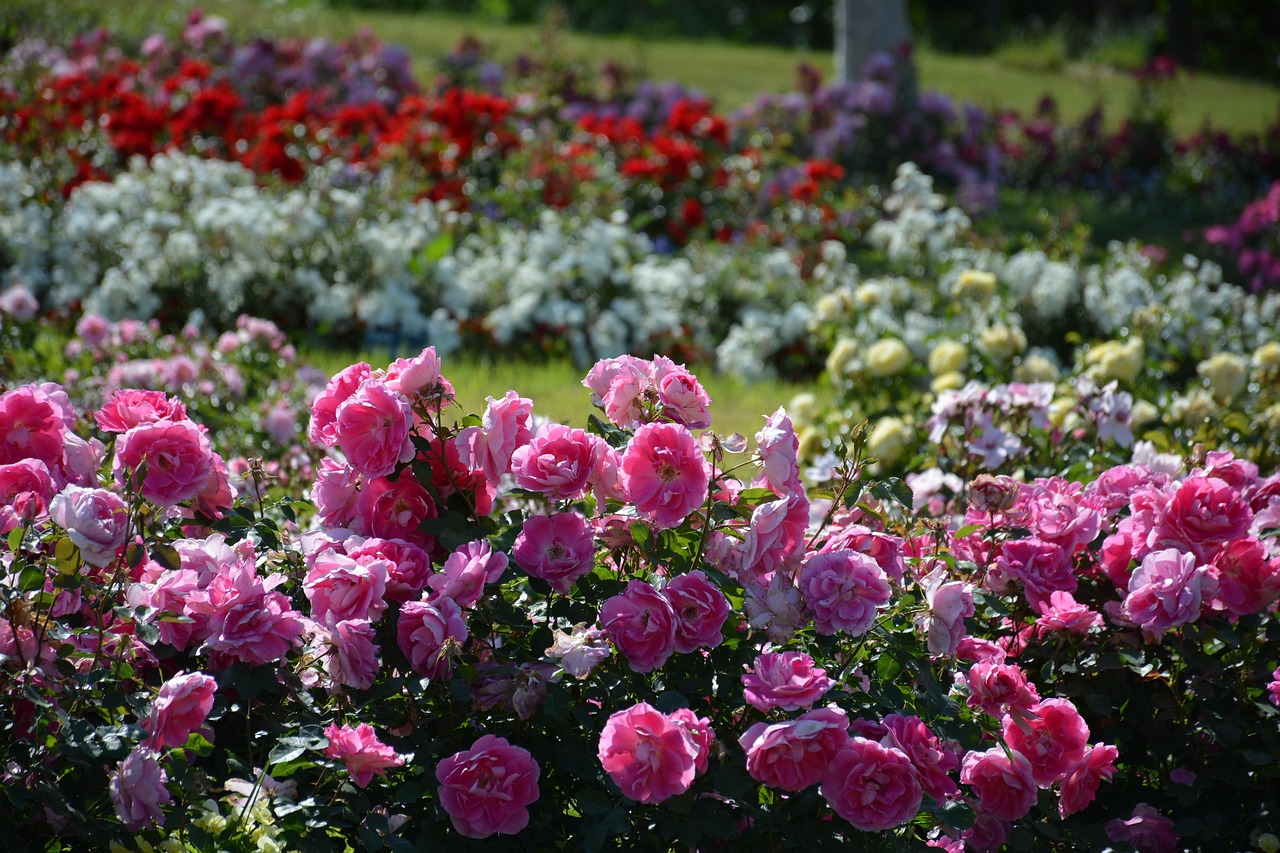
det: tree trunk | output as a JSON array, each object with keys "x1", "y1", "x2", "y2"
[{"x1": 834, "y1": 0, "x2": 913, "y2": 83}]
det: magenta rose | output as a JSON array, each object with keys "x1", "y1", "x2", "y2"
[
  {"x1": 0, "y1": 385, "x2": 67, "y2": 470},
  {"x1": 669, "y1": 707, "x2": 715, "y2": 774},
  {"x1": 325, "y1": 722, "x2": 403, "y2": 788},
  {"x1": 882, "y1": 714, "x2": 960, "y2": 803},
  {"x1": 95, "y1": 389, "x2": 187, "y2": 433},
  {"x1": 1024, "y1": 477, "x2": 1101, "y2": 555},
  {"x1": 436, "y1": 734, "x2": 541, "y2": 838},
  {"x1": 1058, "y1": 743, "x2": 1119, "y2": 818},
  {"x1": 321, "y1": 618, "x2": 381, "y2": 691},
  {"x1": 509, "y1": 423, "x2": 598, "y2": 501},
  {"x1": 965, "y1": 659, "x2": 1041, "y2": 723},
  {"x1": 600, "y1": 580, "x2": 678, "y2": 673},
  {"x1": 741, "y1": 650, "x2": 834, "y2": 712},
  {"x1": 663, "y1": 570, "x2": 729, "y2": 652},
  {"x1": 115, "y1": 418, "x2": 214, "y2": 506},
  {"x1": 0, "y1": 459, "x2": 55, "y2": 532},
  {"x1": 397, "y1": 596, "x2": 468, "y2": 680},
  {"x1": 108, "y1": 748, "x2": 171, "y2": 831},
  {"x1": 309, "y1": 362, "x2": 372, "y2": 447},
  {"x1": 599, "y1": 702, "x2": 700, "y2": 804},
  {"x1": 427, "y1": 539, "x2": 508, "y2": 608},
  {"x1": 960, "y1": 747, "x2": 1038, "y2": 821},
  {"x1": 334, "y1": 378, "x2": 415, "y2": 479},
  {"x1": 991, "y1": 537, "x2": 1076, "y2": 610},
  {"x1": 512, "y1": 512, "x2": 596, "y2": 593},
  {"x1": 739, "y1": 706, "x2": 851, "y2": 792},
  {"x1": 1002, "y1": 698, "x2": 1090, "y2": 787},
  {"x1": 1120, "y1": 547, "x2": 1210, "y2": 639},
  {"x1": 346, "y1": 537, "x2": 434, "y2": 603},
  {"x1": 1150, "y1": 475, "x2": 1252, "y2": 562},
  {"x1": 620, "y1": 422, "x2": 711, "y2": 529},
  {"x1": 652, "y1": 356, "x2": 712, "y2": 429},
  {"x1": 1106, "y1": 803, "x2": 1179, "y2": 853},
  {"x1": 821, "y1": 737, "x2": 922, "y2": 831},
  {"x1": 353, "y1": 473, "x2": 437, "y2": 548},
  {"x1": 1209, "y1": 536, "x2": 1280, "y2": 615},
  {"x1": 798, "y1": 549, "x2": 891, "y2": 636},
  {"x1": 143, "y1": 671, "x2": 217, "y2": 750},
  {"x1": 48, "y1": 485, "x2": 129, "y2": 568},
  {"x1": 312, "y1": 457, "x2": 362, "y2": 529}
]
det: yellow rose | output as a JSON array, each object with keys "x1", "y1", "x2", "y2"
[
  {"x1": 1171, "y1": 389, "x2": 1217, "y2": 425},
  {"x1": 1130, "y1": 399, "x2": 1160, "y2": 427},
  {"x1": 866, "y1": 338, "x2": 911, "y2": 377},
  {"x1": 955, "y1": 269, "x2": 997, "y2": 300},
  {"x1": 1015, "y1": 353, "x2": 1059, "y2": 383},
  {"x1": 797, "y1": 426, "x2": 821, "y2": 460},
  {"x1": 867, "y1": 416, "x2": 912, "y2": 466},
  {"x1": 1258, "y1": 833, "x2": 1280, "y2": 853},
  {"x1": 979, "y1": 325, "x2": 1026, "y2": 361},
  {"x1": 1198, "y1": 352, "x2": 1248, "y2": 404},
  {"x1": 1085, "y1": 338, "x2": 1144, "y2": 383},
  {"x1": 931, "y1": 371, "x2": 965, "y2": 393},
  {"x1": 826, "y1": 337, "x2": 858, "y2": 379},
  {"x1": 788, "y1": 392, "x2": 819, "y2": 424},
  {"x1": 1253, "y1": 341, "x2": 1280, "y2": 369},
  {"x1": 927, "y1": 340, "x2": 968, "y2": 375}
]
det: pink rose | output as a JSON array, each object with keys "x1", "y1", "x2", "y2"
[
  {"x1": 820, "y1": 737, "x2": 922, "y2": 831},
  {"x1": 965, "y1": 659, "x2": 1040, "y2": 723},
  {"x1": 1120, "y1": 547, "x2": 1211, "y2": 639},
  {"x1": 599, "y1": 702, "x2": 700, "y2": 804},
  {"x1": 798, "y1": 550, "x2": 891, "y2": 636},
  {"x1": 512, "y1": 512, "x2": 596, "y2": 593},
  {"x1": 621, "y1": 422, "x2": 711, "y2": 529},
  {"x1": 304, "y1": 552, "x2": 389, "y2": 625},
  {"x1": 509, "y1": 423, "x2": 598, "y2": 501},
  {"x1": 916, "y1": 567, "x2": 975, "y2": 656},
  {"x1": 320, "y1": 618, "x2": 381, "y2": 691},
  {"x1": 546, "y1": 624, "x2": 612, "y2": 679},
  {"x1": 652, "y1": 356, "x2": 712, "y2": 429},
  {"x1": 309, "y1": 362, "x2": 372, "y2": 447},
  {"x1": 1002, "y1": 698, "x2": 1089, "y2": 787},
  {"x1": 346, "y1": 537, "x2": 434, "y2": 603},
  {"x1": 127, "y1": 568, "x2": 200, "y2": 649},
  {"x1": 143, "y1": 671, "x2": 217, "y2": 750},
  {"x1": 754, "y1": 407, "x2": 803, "y2": 499},
  {"x1": 353, "y1": 474, "x2": 437, "y2": 549},
  {"x1": 881, "y1": 714, "x2": 960, "y2": 803},
  {"x1": 600, "y1": 580, "x2": 678, "y2": 673},
  {"x1": 583, "y1": 355, "x2": 650, "y2": 400},
  {"x1": 95, "y1": 389, "x2": 187, "y2": 433},
  {"x1": 115, "y1": 418, "x2": 214, "y2": 506},
  {"x1": 1024, "y1": 477, "x2": 1101, "y2": 555},
  {"x1": 669, "y1": 708, "x2": 715, "y2": 773},
  {"x1": 738, "y1": 496, "x2": 808, "y2": 580},
  {"x1": 436, "y1": 735, "x2": 541, "y2": 838},
  {"x1": 1150, "y1": 475, "x2": 1252, "y2": 562},
  {"x1": 1058, "y1": 743, "x2": 1119, "y2": 818},
  {"x1": 1208, "y1": 536, "x2": 1280, "y2": 615},
  {"x1": 741, "y1": 650, "x2": 833, "y2": 712},
  {"x1": 48, "y1": 485, "x2": 129, "y2": 568},
  {"x1": 325, "y1": 722, "x2": 403, "y2": 788},
  {"x1": 739, "y1": 706, "x2": 850, "y2": 792},
  {"x1": 397, "y1": 596, "x2": 468, "y2": 680},
  {"x1": 109, "y1": 749, "x2": 171, "y2": 831},
  {"x1": 456, "y1": 390, "x2": 533, "y2": 484},
  {"x1": 960, "y1": 747, "x2": 1038, "y2": 821},
  {"x1": 743, "y1": 573, "x2": 807, "y2": 645},
  {"x1": 0, "y1": 285, "x2": 39, "y2": 321},
  {"x1": 1106, "y1": 803, "x2": 1179, "y2": 853},
  {"x1": 1034, "y1": 590, "x2": 1102, "y2": 635},
  {"x1": 0, "y1": 385, "x2": 67, "y2": 471},
  {"x1": 427, "y1": 539, "x2": 508, "y2": 608},
  {"x1": 663, "y1": 570, "x2": 729, "y2": 652},
  {"x1": 584, "y1": 356, "x2": 650, "y2": 428},
  {"x1": 202, "y1": 589, "x2": 305, "y2": 667},
  {"x1": 312, "y1": 457, "x2": 362, "y2": 529},
  {"x1": 385, "y1": 346, "x2": 454, "y2": 412},
  {"x1": 0, "y1": 459, "x2": 55, "y2": 532},
  {"x1": 334, "y1": 379, "x2": 415, "y2": 479}
]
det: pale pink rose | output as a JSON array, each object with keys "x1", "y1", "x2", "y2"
[
  {"x1": 969, "y1": 473, "x2": 1021, "y2": 514},
  {"x1": 346, "y1": 537, "x2": 434, "y2": 603},
  {"x1": 743, "y1": 573, "x2": 807, "y2": 645},
  {"x1": 1121, "y1": 547, "x2": 1211, "y2": 639},
  {"x1": 397, "y1": 596, "x2": 467, "y2": 680},
  {"x1": 588, "y1": 440, "x2": 626, "y2": 505},
  {"x1": 740, "y1": 706, "x2": 850, "y2": 792},
  {"x1": 962, "y1": 813, "x2": 1011, "y2": 852},
  {"x1": 1058, "y1": 743, "x2": 1119, "y2": 817},
  {"x1": 202, "y1": 588, "x2": 305, "y2": 667},
  {"x1": 738, "y1": 496, "x2": 808, "y2": 579},
  {"x1": 427, "y1": 539, "x2": 507, "y2": 608},
  {"x1": 353, "y1": 474, "x2": 437, "y2": 549},
  {"x1": 965, "y1": 659, "x2": 1040, "y2": 722},
  {"x1": 600, "y1": 580, "x2": 678, "y2": 673},
  {"x1": 1023, "y1": 477, "x2": 1101, "y2": 555},
  {"x1": 1105, "y1": 803, "x2": 1179, "y2": 853},
  {"x1": 960, "y1": 747, "x2": 1038, "y2": 821},
  {"x1": 820, "y1": 737, "x2": 922, "y2": 831},
  {"x1": 916, "y1": 567, "x2": 975, "y2": 656},
  {"x1": 1208, "y1": 536, "x2": 1280, "y2": 615},
  {"x1": 512, "y1": 512, "x2": 595, "y2": 593},
  {"x1": 651, "y1": 356, "x2": 712, "y2": 429},
  {"x1": 0, "y1": 459, "x2": 55, "y2": 532},
  {"x1": 109, "y1": 749, "x2": 171, "y2": 831},
  {"x1": 1085, "y1": 463, "x2": 1168, "y2": 519},
  {"x1": 321, "y1": 619, "x2": 381, "y2": 691},
  {"x1": 583, "y1": 355, "x2": 650, "y2": 399},
  {"x1": 583, "y1": 356, "x2": 650, "y2": 425},
  {"x1": 798, "y1": 549, "x2": 891, "y2": 636},
  {"x1": 304, "y1": 552, "x2": 389, "y2": 625},
  {"x1": 1267, "y1": 666, "x2": 1280, "y2": 707},
  {"x1": 334, "y1": 379, "x2": 415, "y2": 479},
  {"x1": 436, "y1": 735, "x2": 540, "y2": 838},
  {"x1": 312, "y1": 457, "x2": 362, "y2": 528},
  {"x1": 115, "y1": 418, "x2": 214, "y2": 506},
  {"x1": 820, "y1": 522, "x2": 906, "y2": 583},
  {"x1": 1197, "y1": 448, "x2": 1258, "y2": 490},
  {"x1": 457, "y1": 390, "x2": 533, "y2": 484},
  {"x1": 991, "y1": 537, "x2": 1076, "y2": 610},
  {"x1": 663, "y1": 570, "x2": 729, "y2": 652},
  {"x1": 192, "y1": 451, "x2": 234, "y2": 519},
  {"x1": 0, "y1": 385, "x2": 67, "y2": 470},
  {"x1": 47, "y1": 485, "x2": 129, "y2": 568},
  {"x1": 127, "y1": 568, "x2": 201, "y2": 649},
  {"x1": 1034, "y1": 590, "x2": 1102, "y2": 635},
  {"x1": 309, "y1": 362, "x2": 373, "y2": 447},
  {"x1": 621, "y1": 422, "x2": 711, "y2": 529},
  {"x1": 385, "y1": 347, "x2": 453, "y2": 411},
  {"x1": 143, "y1": 671, "x2": 217, "y2": 750},
  {"x1": 599, "y1": 702, "x2": 700, "y2": 804},
  {"x1": 0, "y1": 285, "x2": 39, "y2": 321},
  {"x1": 75, "y1": 312, "x2": 110, "y2": 346},
  {"x1": 325, "y1": 722, "x2": 403, "y2": 788},
  {"x1": 1150, "y1": 475, "x2": 1252, "y2": 562},
  {"x1": 741, "y1": 650, "x2": 833, "y2": 712},
  {"x1": 881, "y1": 713, "x2": 960, "y2": 803},
  {"x1": 510, "y1": 423, "x2": 598, "y2": 501},
  {"x1": 545, "y1": 623, "x2": 612, "y2": 678},
  {"x1": 1002, "y1": 698, "x2": 1089, "y2": 787},
  {"x1": 669, "y1": 708, "x2": 715, "y2": 773},
  {"x1": 262, "y1": 400, "x2": 297, "y2": 446},
  {"x1": 604, "y1": 367, "x2": 650, "y2": 428},
  {"x1": 95, "y1": 389, "x2": 187, "y2": 433},
  {"x1": 753, "y1": 407, "x2": 803, "y2": 499}
]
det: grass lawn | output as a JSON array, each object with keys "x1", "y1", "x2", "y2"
[{"x1": 62, "y1": 0, "x2": 1280, "y2": 137}]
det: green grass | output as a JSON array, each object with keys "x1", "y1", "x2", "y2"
[
  {"x1": 61, "y1": 0, "x2": 1280, "y2": 136},
  {"x1": 302, "y1": 348, "x2": 827, "y2": 440}
]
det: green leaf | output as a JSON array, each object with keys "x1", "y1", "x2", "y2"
[
  {"x1": 7, "y1": 526, "x2": 23, "y2": 552},
  {"x1": 869, "y1": 477, "x2": 913, "y2": 510},
  {"x1": 54, "y1": 537, "x2": 79, "y2": 575},
  {"x1": 876, "y1": 654, "x2": 903, "y2": 681}
]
